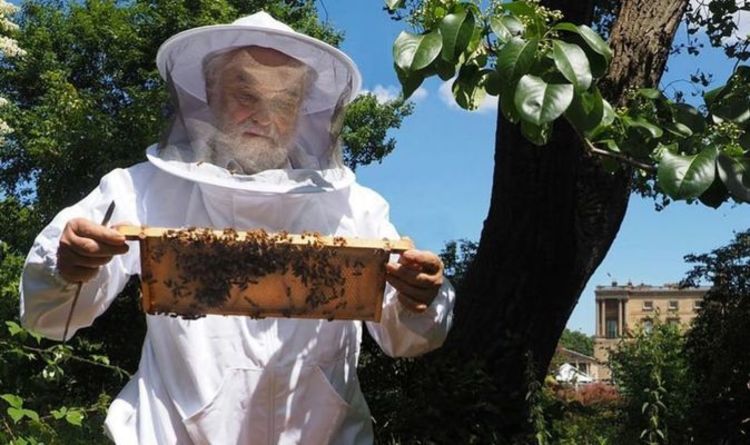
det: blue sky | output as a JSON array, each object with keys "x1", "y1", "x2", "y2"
[{"x1": 317, "y1": 1, "x2": 750, "y2": 334}]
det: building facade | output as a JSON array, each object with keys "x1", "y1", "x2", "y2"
[{"x1": 593, "y1": 282, "x2": 708, "y2": 381}]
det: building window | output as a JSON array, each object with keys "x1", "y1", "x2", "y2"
[
  {"x1": 693, "y1": 300, "x2": 702, "y2": 311},
  {"x1": 667, "y1": 317, "x2": 680, "y2": 327},
  {"x1": 606, "y1": 319, "x2": 618, "y2": 338},
  {"x1": 642, "y1": 318, "x2": 653, "y2": 334},
  {"x1": 668, "y1": 300, "x2": 679, "y2": 311},
  {"x1": 643, "y1": 300, "x2": 654, "y2": 311}
]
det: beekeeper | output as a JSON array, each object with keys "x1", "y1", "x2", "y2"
[{"x1": 20, "y1": 12, "x2": 455, "y2": 445}]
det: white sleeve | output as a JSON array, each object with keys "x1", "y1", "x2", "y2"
[
  {"x1": 363, "y1": 195, "x2": 456, "y2": 358},
  {"x1": 19, "y1": 169, "x2": 140, "y2": 340}
]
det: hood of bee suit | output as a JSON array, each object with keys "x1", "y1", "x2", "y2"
[{"x1": 150, "y1": 11, "x2": 361, "y2": 193}]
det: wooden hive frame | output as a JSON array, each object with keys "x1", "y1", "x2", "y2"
[{"x1": 118, "y1": 225, "x2": 414, "y2": 322}]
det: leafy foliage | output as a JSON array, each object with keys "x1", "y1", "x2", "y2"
[
  {"x1": 558, "y1": 328, "x2": 593, "y2": 356},
  {"x1": 682, "y1": 229, "x2": 750, "y2": 443},
  {"x1": 609, "y1": 319, "x2": 694, "y2": 444},
  {"x1": 341, "y1": 94, "x2": 414, "y2": 170},
  {"x1": 438, "y1": 238, "x2": 477, "y2": 288},
  {"x1": 384, "y1": 0, "x2": 750, "y2": 208}
]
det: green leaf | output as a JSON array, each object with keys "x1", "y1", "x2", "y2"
[
  {"x1": 500, "y1": 81, "x2": 521, "y2": 123},
  {"x1": 739, "y1": 130, "x2": 750, "y2": 150},
  {"x1": 672, "y1": 103, "x2": 706, "y2": 134},
  {"x1": 490, "y1": 15, "x2": 524, "y2": 44},
  {"x1": 710, "y1": 91, "x2": 750, "y2": 124},
  {"x1": 552, "y1": 40, "x2": 592, "y2": 92},
  {"x1": 514, "y1": 75, "x2": 574, "y2": 125},
  {"x1": 434, "y1": 58, "x2": 457, "y2": 81},
  {"x1": 553, "y1": 23, "x2": 613, "y2": 62},
  {"x1": 565, "y1": 87, "x2": 604, "y2": 132},
  {"x1": 65, "y1": 410, "x2": 84, "y2": 426},
  {"x1": 90, "y1": 354, "x2": 110, "y2": 365},
  {"x1": 1, "y1": 394, "x2": 23, "y2": 409},
  {"x1": 452, "y1": 64, "x2": 487, "y2": 110},
  {"x1": 21, "y1": 409, "x2": 39, "y2": 423},
  {"x1": 664, "y1": 122, "x2": 693, "y2": 137},
  {"x1": 484, "y1": 69, "x2": 502, "y2": 96},
  {"x1": 51, "y1": 407, "x2": 68, "y2": 420},
  {"x1": 717, "y1": 153, "x2": 750, "y2": 202},
  {"x1": 599, "y1": 99, "x2": 615, "y2": 128},
  {"x1": 393, "y1": 30, "x2": 443, "y2": 72},
  {"x1": 637, "y1": 88, "x2": 663, "y2": 100},
  {"x1": 624, "y1": 116, "x2": 664, "y2": 139},
  {"x1": 699, "y1": 175, "x2": 729, "y2": 208},
  {"x1": 521, "y1": 120, "x2": 551, "y2": 146},
  {"x1": 8, "y1": 407, "x2": 24, "y2": 423},
  {"x1": 463, "y1": 19, "x2": 484, "y2": 58},
  {"x1": 440, "y1": 9, "x2": 475, "y2": 62},
  {"x1": 503, "y1": 2, "x2": 545, "y2": 37},
  {"x1": 5, "y1": 321, "x2": 24, "y2": 337},
  {"x1": 497, "y1": 38, "x2": 538, "y2": 83},
  {"x1": 394, "y1": 64, "x2": 425, "y2": 100},
  {"x1": 704, "y1": 85, "x2": 726, "y2": 106},
  {"x1": 657, "y1": 145, "x2": 719, "y2": 199}
]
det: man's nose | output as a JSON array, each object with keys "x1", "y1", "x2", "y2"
[{"x1": 247, "y1": 100, "x2": 272, "y2": 126}]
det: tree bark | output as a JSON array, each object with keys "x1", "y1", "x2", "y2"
[{"x1": 443, "y1": 0, "x2": 690, "y2": 432}]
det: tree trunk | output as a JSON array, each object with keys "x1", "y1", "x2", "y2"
[{"x1": 444, "y1": 0, "x2": 690, "y2": 432}]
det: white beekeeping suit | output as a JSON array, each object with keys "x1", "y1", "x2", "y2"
[{"x1": 20, "y1": 12, "x2": 455, "y2": 445}]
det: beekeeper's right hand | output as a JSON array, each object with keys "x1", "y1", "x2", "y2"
[{"x1": 56, "y1": 218, "x2": 129, "y2": 283}]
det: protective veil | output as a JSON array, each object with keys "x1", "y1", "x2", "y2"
[
  {"x1": 157, "y1": 11, "x2": 356, "y2": 174},
  {"x1": 20, "y1": 12, "x2": 455, "y2": 445}
]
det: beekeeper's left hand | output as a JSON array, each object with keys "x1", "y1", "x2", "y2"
[{"x1": 385, "y1": 250, "x2": 444, "y2": 313}]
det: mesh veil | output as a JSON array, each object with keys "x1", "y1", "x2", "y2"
[{"x1": 155, "y1": 16, "x2": 357, "y2": 174}]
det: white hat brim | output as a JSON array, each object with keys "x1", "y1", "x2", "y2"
[{"x1": 156, "y1": 23, "x2": 362, "y2": 113}]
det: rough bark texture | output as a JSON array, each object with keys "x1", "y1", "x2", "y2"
[
  {"x1": 602, "y1": 0, "x2": 690, "y2": 105},
  {"x1": 442, "y1": 0, "x2": 690, "y2": 433}
]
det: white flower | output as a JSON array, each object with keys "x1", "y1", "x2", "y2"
[
  {"x1": 0, "y1": 17, "x2": 19, "y2": 32},
  {"x1": 0, "y1": 35, "x2": 25, "y2": 57},
  {"x1": 0, "y1": 119, "x2": 12, "y2": 135},
  {"x1": 0, "y1": 96, "x2": 8, "y2": 107},
  {"x1": 0, "y1": 1, "x2": 19, "y2": 16}
]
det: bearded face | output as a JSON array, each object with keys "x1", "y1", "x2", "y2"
[{"x1": 207, "y1": 46, "x2": 307, "y2": 174}]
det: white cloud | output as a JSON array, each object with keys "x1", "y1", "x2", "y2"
[
  {"x1": 438, "y1": 79, "x2": 498, "y2": 113},
  {"x1": 411, "y1": 86, "x2": 429, "y2": 102},
  {"x1": 358, "y1": 84, "x2": 428, "y2": 104}
]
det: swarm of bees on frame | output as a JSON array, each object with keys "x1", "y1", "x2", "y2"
[{"x1": 142, "y1": 227, "x2": 364, "y2": 320}]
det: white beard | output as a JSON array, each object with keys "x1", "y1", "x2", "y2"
[{"x1": 210, "y1": 123, "x2": 291, "y2": 174}]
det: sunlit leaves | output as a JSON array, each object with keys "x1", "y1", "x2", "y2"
[
  {"x1": 671, "y1": 103, "x2": 706, "y2": 134},
  {"x1": 386, "y1": 1, "x2": 750, "y2": 207},
  {"x1": 497, "y1": 37, "x2": 538, "y2": 83},
  {"x1": 565, "y1": 87, "x2": 605, "y2": 132},
  {"x1": 552, "y1": 39, "x2": 592, "y2": 92},
  {"x1": 552, "y1": 23, "x2": 613, "y2": 63},
  {"x1": 502, "y1": 1, "x2": 545, "y2": 38},
  {"x1": 394, "y1": 30, "x2": 443, "y2": 72},
  {"x1": 439, "y1": 9, "x2": 475, "y2": 62},
  {"x1": 717, "y1": 153, "x2": 750, "y2": 202},
  {"x1": 514, "y1": 75, "x2": 574, "y2": 125},
  {"x1": 657, "y1": 145, "x2": 719, "y2": 199},
  {"x1": 490, "y1": 15, "x2": 523, "y2": 44},
  {"x1": 452, "y1": 64, "x2": 486, "y2": 110},
  {"x1": 394, "y1": 63, "x2": 425, "y2": 100}
]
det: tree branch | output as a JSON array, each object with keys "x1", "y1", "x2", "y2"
[
  {"x1": 566, "y1": 118, "x2": 658, "y2": 173},
  {"x1": 0, "y1": 340, "x2": 132, "y2": 378},
  {"x1": 586, "y1": 141, "x2": 657, "y2": 173}
]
